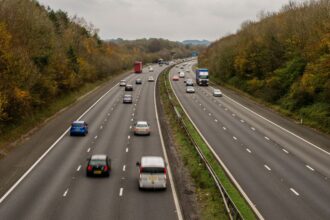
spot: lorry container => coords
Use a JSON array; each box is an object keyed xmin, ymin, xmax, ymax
[
  {"xmin": 134, "ymin": 61, "xmax": 143, "ymax": 73},
  {"xmin": 195, "ymin": 68, "xmax": 209, "ymax": 86}
]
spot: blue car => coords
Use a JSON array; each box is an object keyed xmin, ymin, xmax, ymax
[{"xmin": 70, "ymin": 121, "xmax": 88, "ymax": 136}]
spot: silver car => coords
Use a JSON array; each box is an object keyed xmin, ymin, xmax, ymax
[
  {"xmin": 133, "ymin": 121, "xmax": 150, "ymax": 135},
  {"xmin": 119, "ymin": 80, "xmax": 126, "ymax": 87},
  {"xmin": 213, "ymin": 89, "xmax": 223, "ymax": 97},
  {"xmin": 186, "ymin": 86, "xmax": 195, "ymax": 93},
  {"xmin": 136, "ymin": 156, "xmax": 167, "ymax": 190},
  {"xmin": 148, "ymin": 76, "xmax": 154, "ymax": 82}
]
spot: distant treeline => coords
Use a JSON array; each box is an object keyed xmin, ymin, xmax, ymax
[
  {"xmin": 199, "ymin": 0, "xmax": 330, "ymax": 131},
  {"xmin": 0, "ymin": 0, "xmax": 202, "ymax": 132}
]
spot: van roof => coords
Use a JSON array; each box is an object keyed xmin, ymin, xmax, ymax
[{"xmin": 141, "ymin": 156, "xmax": 165, "ymax": 167}]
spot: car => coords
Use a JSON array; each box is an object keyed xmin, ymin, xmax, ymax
[
  {"xmin": 180, "ymin": 66, "xmax": 184, "ymax": 69},
  {"xmin": 179, "ymin": 71, "xmax": 185, "ymax": 78},
  {"xmin": 70, "ymin": 121, "xmax": 88, "ymax": 136},
  {"xmin": 119, "ymin": 80, "xmax": 126, "ymax": 87},
  {"xmin": 123, "ymin": 94, "xmax": 133, "ymax": 103},
  {"xmin": 136, "ymin": 156, "xmax": 167, "ymax": 190},
  {"xmin": 125, "ymin": 84, "xmax": 133, "ymax": 91},
  {"xmin": 186, "ymin": 79, "xmax": 194, "ymax": 86},
  {"xmin": 136, "ymin": 78, "xmax": 142, "ymax": 84},
  {"xmin": 148, "ymin": 76, "xmax": 154, "ymax": 82},
  {"xmin": 133, "ymin": 121, "xmax": 150, "ymax": 135},
  {"xmin": 186, "ymin": 86, "xmax": 195, "ymax": 93},
  {"xmin": 149, "ymin": 67, "xmax": 154, "ymax": 72},
  {"xmin": 86, "ymin": 154, "xmax": 111, "ymax": 177},
  {"xmin": 172, "ymin": 75, "xmax": 179, "ymax": 81},
  {"xmin": 213, "ymin": 89, "xmax": 223, "ymax": 97}
]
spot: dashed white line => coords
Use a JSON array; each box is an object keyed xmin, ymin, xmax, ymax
[
  {"xmin": 87, "ymin": 148, "xmax": 91, "ymax": 153},
  {"xmin": 246, "ymin": 148, "xmax": 252, "ymax": 153},
  {"xmin": 214, "ymin": 119, "xmax": 218, "ymax": 122},
  {"xmin": 128, "ymin": 135, "xmax": 131, "ymax": 139},
  {"xmin": 223, "ymin": 126, "xmax": 227, "ymax": 130},
  {"xmin": 119, "ymin": 188, "xmax": 123, "ymax": 197},
  {"xmin": 100, "ymin": 125, "xmax": 103, "ymax": 129},
  {"xmin": 232, "ymin": 113, "xmax": 236, "ymax": 117},
  {"xmin": 131, "ymin": 118, "xmax": 134, "ymax": 121},
  {"xmin": 94, "ymin": 135, "xmax": 98, "ymax": 139},
  {"xmin": 126, "ymin": 148, "xmax": 129, "ymax": 152},
  {"xmin": 240, "ymin": 120, "xmax": 245, "ymax": 123},
  {"xmin": 282, "ymin": 149, "xmax": 289, "ymax": 154},
  {"xmin": 63, "ymin": 189, "xmax": 69, "ymax": 197},
  {"xmin": 203, "ymin": 108, "xmax": 206, "ymax": 111},
  {"xmin": 251, "ymin": 127, "xmax": 256, "ymax": 131},
  {"xmin": 290, "ymin": 188, "xmax": 300, "ymax": 196},
  {"xmin": 208, "ymin": 113, "xmax": 211, "ymax": 116},
  {"xmin": 225, "ymin": 108, "xmax": 228, "ymax": 111},
  {"xmin": 233, "ymin": 136, "xmax": 237, "ymax": 140},
  {"xmin": 123, "ymin": 165, "xmax": 126, "ymax": 171},
  {"xmin": 132, "ymin": 113, "xmax": 135, "ymax": 116},
  {"xmin": 77, "ymin": 165, "xmax": 81, "ymax": 171},
  {"xmin": 306, "ymin": 165, "xmax": 314, "ymax": 171},
  {"xmin": 264, "ymin": 136, "xmax": 270, "ymax": 141},
  {"xmin": 264, "ymin": 165, "xmax": 271, "ymax": 171},
  {"xmin": 129, "ymin": 126, "xmax": 132, "ymax": 129}
]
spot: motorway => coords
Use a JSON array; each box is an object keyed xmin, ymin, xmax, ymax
[
  {"xmin": 0, "ymin": 65, "xmax": 181, "ymax": 220},
  {"xmin": 170, "ymin": 61, "xmax": 330, "ymax": 220}
]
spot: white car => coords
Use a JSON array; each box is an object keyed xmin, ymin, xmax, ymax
[
  {"xmin": 133, "ymin": 121, "xmax": 150, "ymax": 135},
  {"xmin": 136, "ymin": 156, "xmax": 167, "ymax": 190},
  {"xmin": 213, "ymin": 89, "xmax": 222, "ymax": 97},
  {"xmin": 179, "ymin": 71, "xmax": 185, "ymax": 78},
  {"xmin": 119, "ymin": 80, "xmax": 126, "ymax": 87},
  {"xmin": 148, "ymin": 76, "xmax": 154, "ymax": 82},
  {"xmin": 149, "ymin": 67, "xmax": 154, "ymax": 72}
]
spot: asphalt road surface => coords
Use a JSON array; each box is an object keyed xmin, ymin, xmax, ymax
[
  {"xmin": 0, "ymin": 64, "xmax": 181, "ymax": 220},
  {"xmin": 170, "ymin": 61, "xmax": 330, "ymax": 220}
]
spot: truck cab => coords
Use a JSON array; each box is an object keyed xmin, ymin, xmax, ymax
[{"xmin": 196, "ymin": 68, "xmax": 209, "ymax": 86}]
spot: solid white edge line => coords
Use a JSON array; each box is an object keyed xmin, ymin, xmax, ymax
[
  {"xmin": 222, "ymin": 94, "xmax": 330, "ymax": 156},
  {"xmin": 155, "ymin": 71, "xmax": 183, "ymax": 220},
  {"xmin": 0, "ymin": 76, "xmax": 129, "ymax": 204},
  {"xmin": 119, "ymin": 187, "xmax": 123, "ymax": 197},
  {"xmin": 168, "ymin": 69, "xmax": 264, "ymax": 220}
]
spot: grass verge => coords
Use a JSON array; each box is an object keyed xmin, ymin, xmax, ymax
[
  {"xmin": 161, "ymin": 70, "xmax": 256, "ymax": 219},
  {"xmin": 0, "ymin": 70, "xmax": 127, "ymax": 156}
]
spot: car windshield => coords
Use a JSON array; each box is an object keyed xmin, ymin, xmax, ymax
[
  {"xmin": 136, "ymin": 123, "xmax": 148, "ymax": 128},
  {"xmin": 72, "ymin": 123, "xmax": 84, "ymax": 127},
  {"xmin": 90, "ymin": 160, "xmax": 106, "ymax": 166},
  {"xmin": 141, "ymin": 167, "xmax": 164, "ymax": 174},
  {"xmin": 124, "ymin": 95, "xmax": 131, "ymax": 98}
]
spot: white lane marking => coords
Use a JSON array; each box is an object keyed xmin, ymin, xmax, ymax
[
  {"xmin": 131, "ymin": 118, "xmax": 134, "ymax": 121},
  {"xmin": 232, "ymin": 113, "xmax": 236, "ymax": 117},
  {"xmin": 240, "ymin": 120, "xmax": 245, "ymax": 123},
  {"xmin": 63, "ymin": 189, "xmax": 69, "ymax": 197},
  {"xmin": 128, "ymin": 135, "xmax": 131, "ymax": 139},
  {"xmin": 223, "ymin": 93, "xmax": 330, "ymax": 156},
  {"xmin": 233, "ymin": 136, "xmax": 237, "ymax": 140},
  {"xmin": 119, "ymin": 188, "xmax": 123, "ymax": 197},
  {"xmin": 94, "ymin": 135, "xmax": 98, "ymax": 139},
  {"xmin": 290, "ymin": 188, "xmax": 300, "ymax": 196},
  {"xmin": 126, "ymin": 148, "xmax": 129, "ymax": 152},
  {"xmin": 225, "ymin": 108, "xmax": 228, "ymax": 111},
  {"xmin": 282, "ymin": 149, "xmax": 289, "ymax": 154},
  {"xmin": 306, "ymin": 165, "xmax": 314, "ymax": 171},
  {"xmin": 100, "ymin": 125, "xmax": 103, "ymax": 129},
  {"xmin": 132, "ymin": 113, "xmax": 134, "ymax": 116},
  {"xmin": 104, "ymin": 118, "xmax": 107, "ymax": 122},
  {"xmin": 77, "ymin": 165, "xmax": 81, "ymax": 171},
  {"xmin": 107, "ymin": 113, "xmax": 110, "ymax": 116},
  {"xmin": 87, "ymin": 148, "xmax": 91, "ymax": 153},
  {"xmin": 246, "ymin": 148, "xmax": 252, "ymax": 153},
  {"xmin": 251, "ymin": 127, "xmax": 256, "ymax": 131},
  {"xmin": 203, "ymin": 108, "xmax": 206, "ymax": 111},
  {"xmin": 123, "ymin": 165, "xmax": 126, "ymax": 172},
  {"xmin": 264, "ymin": 165, "xmax": 271, "ymax": 171},
  {"xmin": 133, "ymin": 108, "xmax": 136, "ymax": 111},
  {"xmin": 199, "ymin": 103, "xmax": 202, "ymax": 106},
  {"xmin": 214, "ymin": 119, "xmax": 218, "ymax": 122},
  {"xmin": 0, "ymin": 78, "xmax": 125, "ymax": 204},
  {"xmin": 264, "ymin": 136, "xmax": 270, "ymax": 141},
  {"xmin": 129, "ymin": 126, "xmax": 132, "ymax": 129},
  {"xmin": 208, "ymin": 113, "xmax": 211, "ymax": 116},
  {"xmin": 223, "ymin": 126, "xmax": 227, "ymax": 130}
]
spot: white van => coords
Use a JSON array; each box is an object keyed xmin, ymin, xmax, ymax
[
  {"xmin": 179, "ymin": 71, "xmax": 185, "ymax": 78},
  {"xmin": 136, "ymin": 156, "xmax": 167, "ymax": 190}
]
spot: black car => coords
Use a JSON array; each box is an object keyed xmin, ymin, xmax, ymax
[
  {"xmin": 86, "ymin": 154, "xmax": 111, "ymax": 177},
  {"xmin": 125, "ymin": 84, "xmax": 133, "ymax": 91},
  {"xmin": 123, "ymin": 94, "xmax": 133, "ymax": 104},
  {"xmin": 136, "ymin": 78, "xmax": 142, "ymax": 84}
]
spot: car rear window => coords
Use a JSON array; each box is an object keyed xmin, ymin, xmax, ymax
[
  {"xmin": 141, "ymin": 167, "xmax": 164, "ymax": 174},
  {"xmin": 90, "ymin": 160, "xmax": 106, "ymax": 166},
  {"xmin": 72, "ymin": 123, "xmax": 84, "ymax": 127},
  {"xmin": 136, "ymin": 123, "xmax": 148, "ymax": 128}
]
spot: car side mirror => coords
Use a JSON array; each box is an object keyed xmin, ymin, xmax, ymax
[{"xmin": 136, "ymin": 161, "xmax": 140, "ymax": 166}]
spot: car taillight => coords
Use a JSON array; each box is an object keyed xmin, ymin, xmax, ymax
[
  {"xmin": 164, "ymin": 168, "xmax": 167, "ymax": 175},
  {"xmin": 104, "ymin": 165, "xmax": 108, "ymax": 171},
  {"xmin": 87, "ymin": 165, "xmax": 93, "ymax": 171},
  {"xmin": 140, "ymin": 166, "xmax": 143, "ymax": 173}
]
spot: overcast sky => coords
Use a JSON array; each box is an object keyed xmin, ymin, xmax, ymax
[{"xmin": 38, "ymin": 0, "xmax": 304, "ymax": 42}]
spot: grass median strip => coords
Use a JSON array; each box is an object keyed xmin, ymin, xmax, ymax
[{"xmin": 161, "ymin": 70, "xmax": 256, "ymax": 220}]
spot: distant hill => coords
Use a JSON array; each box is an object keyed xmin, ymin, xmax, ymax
[{"xmin": 182, "ymin": 40, "xmax": 210, "ymax": 46}]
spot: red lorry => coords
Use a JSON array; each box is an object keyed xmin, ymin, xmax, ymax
[{"xmin": 134, "ymin": 61, "xmax": 143, "ymax": 73}]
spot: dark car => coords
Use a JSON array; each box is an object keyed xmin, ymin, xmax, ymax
[
  {"xmin": 136, "ymin": 78, "xmax": 142, "ymax": 84},
  {"xmin": 123, "ymin": 94, "xmax": 133, "ymax": 104},
  {"xmin": 86, "ymin": 154, "xmax": 111, "ymax": 177},
  {"xmin": 125, "ymin": 84, "xmax": 133, "ymax": 91},
  {"xmin": 70, "ymin": 121, "xmax": 88, "ymax": 136}
]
